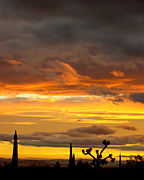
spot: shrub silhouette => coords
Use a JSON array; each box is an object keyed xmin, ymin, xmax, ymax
[
  {"xmin": 76, "ymin": 160, "xmax": 92, "ymax": 168},
  {"xmin": 82, "ymin": 140, "xmax": 115, "ymax": 168},
  {"xmin": 126, "ymin": 155, "xmax": 144, "ymax": 168},
  {"xmin": 54, "ymin": 161, "xmax": 60, "ymax": 168}
]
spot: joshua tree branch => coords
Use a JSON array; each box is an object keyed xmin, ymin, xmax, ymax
[
  {"xmin": 89, "ymin": 153, "xmax": 97, "ymax": 161},
  {"xmin": 100, "ymin": 145, "xmax": 107, "ymax": 156}
]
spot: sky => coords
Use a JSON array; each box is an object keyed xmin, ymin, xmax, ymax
[{"xmin": 0, "ymin": 0, "xmax": 144, "ymax": 160}]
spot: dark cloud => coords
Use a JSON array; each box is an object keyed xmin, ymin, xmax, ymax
[
  {"xmin": 116, "ymin": 125, "xmax": 137, "ymax": 131},
  {"xmin": 23, "ymin": 19, "xmax": 84, "ymax": 44},
  {"xmin": 31, "ymin": 125, "xmax": 116, "ymax": 138},
  {"xmin": 32, "ymin": 132, "xmax": 53, "ymax": 137},
  {"xmin": 108, "ymin": 96, "xmax": 125, "ymax": 105},
  {"xmin": 8, "ymin": 0, "xmax": 144, "ymax": 18},
  {"xmin": 16, "ymin": 134, "xmax": 144, "ymax": 150},
  {"xmin": 61, "ymin": 125, "xmax": 115, "ymax": 137},
  {"xmin": 18, "ymin": 134, "xmax": 43, "ymax": 141},
  {"xmin": 109, "ymin": 145, "xmax": 144, "ymax": 151},
  {"xmin": 0, "ymin": 134, "xmax": 12, "ymax": 142},
  {"xmin": 18, "ymin": 137, "xmax": 102, "ymax": 148},
  {"xmin": 1, "ymin": 131, "xmax": 144, "ymax": 151},
  {"xmin": 0, "ymin": 0, "xmax": 144, "ymax": 62},
  {"xmin": 129, "ymin": 93, "xmax": 144, "ymax": 103},
  {"xmin": 0, "ymin": 133, "xmax": 42, "ymax": 143},
  {"xmin": 0, "ymin": 0, "xmax": 143, "ymax": 97},
  {"xmin": 0, "ymin": 60, "xmax": 45, "ymax": 85}
]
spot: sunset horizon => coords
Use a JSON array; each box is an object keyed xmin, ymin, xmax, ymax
[{"xmin": 0, "ymin": 0, "xmax": 144, "ymax": 166}]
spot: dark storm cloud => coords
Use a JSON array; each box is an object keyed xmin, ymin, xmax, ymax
[
  {"xmin": 23, "ymin": 19, "xmax": 83, "ymax": 44},
  {"xmin": 0, "ymin": 0, "xmax": 143, "ymax": 96},
  {"xmin": 8, "ymin": 0, "xmax": 144, "ymax": 18},
  {"xmin": 0, "ymin": 0, "xmax": 144, "ymax": 61},
  {"xmin": 129, "ymin": 93, "xmax": 144, "ymax": 103},
  {"xmin": 20, "ymin": 17, "xmax": 144, "ymax": 59}
]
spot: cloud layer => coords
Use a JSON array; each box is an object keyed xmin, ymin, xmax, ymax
[
  {"xmin": 0, "ymin": 124, "xmax": 142, "ymax": 152},
  {"xmin": 58, "ymin": 125, "xmax": 115, "ymax": 137},
  {"xmin": 0, "ymin": 0, "xmax": 143, "ymax": 103}
]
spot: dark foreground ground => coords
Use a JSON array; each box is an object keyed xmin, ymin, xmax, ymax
[{"xmin": 0, "ymin": 167, "xmax": 143, "ymax": 178}]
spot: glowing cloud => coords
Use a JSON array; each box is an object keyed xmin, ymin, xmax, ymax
[{"xmin": 110, "ymin": 71, "xmax": 125, "ymax": 77}]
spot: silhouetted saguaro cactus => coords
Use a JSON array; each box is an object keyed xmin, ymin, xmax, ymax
[
  {"xmin": 82, "ymin": 140, "xmax": 115, "ymax": 168},
  {"xmin": 12, "ymin": 130, "xmax": 18, "ymax": 168},
  {"xmin": 119, "ymin": 154, "xmax": 122, "ymax": 168},
  {"xmin": 68, "ymin": 142, "xmax": 75, "ymax": 168}
]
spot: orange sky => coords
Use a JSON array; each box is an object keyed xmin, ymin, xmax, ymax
[
  {"xmin": 0, "ymin": 92, "xmax": 144, "ymax": 160},
  {"xmin": 0, "ymin": 0, "xmax": 144, "ymax": 163},
  {"xmin": 0, "ymin": 59, "xmax": 143, "ymax": 161}
]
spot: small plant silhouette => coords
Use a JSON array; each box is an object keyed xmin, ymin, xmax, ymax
[
  {"xmin": 126, "ymin": 155, "xmax": 144, "ymax": 168},
  {"xmin": 82, "ymin": 140, "xmax": 115, "ymax": 168}
]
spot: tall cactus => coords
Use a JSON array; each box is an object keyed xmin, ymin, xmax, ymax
[
  {"xmin": 82, "ymin": 140, "xmax": 115, "ymax": 168},
  {"xmin": 12, "ymin": 130, "xmax": 18, "ymax": 168},
  {"xmin": 68, "ymin": 142, "xmax": 75, "ymax": 168},
  {"xmin": 119, "ymin": 154, "xmax": 122, "ymax": 168}
]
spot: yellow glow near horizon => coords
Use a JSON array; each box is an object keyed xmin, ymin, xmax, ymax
[
  {"xmin": 0, "ymin": 93, "xmax": 143, "ymax": 159},
  {"xmin": 0, "ymin": 142, "xmax": 143, "ymax": 162}
]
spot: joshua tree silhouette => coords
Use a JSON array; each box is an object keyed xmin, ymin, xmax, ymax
[
  {"xmin": 12, "ymin": 130, "xmax": 18, "ymax": 168},
  {"xmin": 82, "ymin": 140, "xmax": 115, "ymax": 168}
]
